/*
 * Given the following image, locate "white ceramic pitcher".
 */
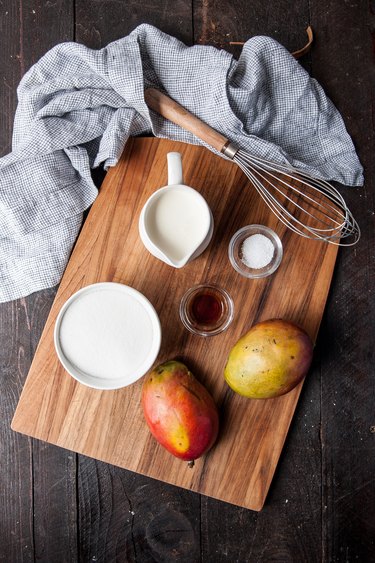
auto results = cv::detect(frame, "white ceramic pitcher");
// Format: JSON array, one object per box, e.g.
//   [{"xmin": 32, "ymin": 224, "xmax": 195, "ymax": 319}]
[{"xmin": 139, "ymin": 152, "xmax": 213, "ymax": 268}]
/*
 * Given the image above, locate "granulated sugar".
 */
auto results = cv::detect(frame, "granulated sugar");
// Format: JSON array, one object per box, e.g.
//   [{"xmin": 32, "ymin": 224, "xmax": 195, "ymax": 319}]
[{"xmin": 241, "ymin": 234, "xmax": 274, "ymax": 269}]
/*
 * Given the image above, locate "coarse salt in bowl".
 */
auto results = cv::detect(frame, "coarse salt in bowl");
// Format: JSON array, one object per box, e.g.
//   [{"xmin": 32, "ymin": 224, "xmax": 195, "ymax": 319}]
[{"xmin": 228, "ymin": 225, "xmax": 283, "ymax": 279}]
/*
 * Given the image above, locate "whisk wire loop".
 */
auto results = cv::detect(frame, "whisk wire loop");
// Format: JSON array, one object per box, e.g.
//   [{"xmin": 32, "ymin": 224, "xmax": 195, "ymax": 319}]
[
  {"xmin": 240, "ymin": 157, "xmax": 344, "ymax": 232},
  {"xmin": 231, "ymin": 148, "xmax": 360, "ymax": 246}
]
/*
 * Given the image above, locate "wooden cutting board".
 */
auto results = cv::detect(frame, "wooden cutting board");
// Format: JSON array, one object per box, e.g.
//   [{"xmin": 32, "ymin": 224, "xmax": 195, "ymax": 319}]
[{"xmin": 12, "ymin": 138, "xmax": 338, "ymax": 511}]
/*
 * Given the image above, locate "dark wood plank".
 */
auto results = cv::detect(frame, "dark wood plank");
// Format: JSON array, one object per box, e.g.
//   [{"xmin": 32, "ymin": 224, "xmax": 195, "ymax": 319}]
[
  {"xmin": 0, "ymin": 0, "xmax": 23, "ymax": 157},
  {"xmin": 22, "ymin": 0, "xmax": 78, "ymax": 557},
  {"xmin": 193, "ymin": 0, "xmax": 311, "ymax": 60},
  {"xmin": 77, "ymin": 458, "xmax": 201, "ymax": 562},
  {"xmin": 0, "ymin": 2, "xmax": 77, "ymax": 562},
  {"xmin": 0, "ymin": 0, "xmax": 74, "ymax": 157},
  {"xmin": 0, "ymin": 297, "xmax": 34, "ymax": 562},
  {"xmin": 310, "ymin": 1, "xmax": 375, "ymax": 561},
  {"xmin": 1, "ymin": 1, "xmax": 373, "ymax": 561},
  {"xmin": 75, "ymin": 0, "xmax": 193, "ymax": 47},
  {"xmin": 33, "ymin": 439, "xmax": 78, "ymax": 562},
  {"xmin": 1, "ymin": 289, "xmax": 79, "ymax": 563},
  {"xmin": 73, "ymin": 5, "xmax": 201, "ymax": 561},
  {"xmin": 192, "ymin": 1, "xmax": 324, "ymax": 560}
]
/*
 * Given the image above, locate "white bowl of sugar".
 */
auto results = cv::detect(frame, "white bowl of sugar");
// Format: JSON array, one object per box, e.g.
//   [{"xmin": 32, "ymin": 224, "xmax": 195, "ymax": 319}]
[
  {"xmin": 54, "ymin": 282, "xmax": 161, "ymax": 390},
  {"xmin": 228, "ymin": 225, "xmax": 283, "ymax": 279}
]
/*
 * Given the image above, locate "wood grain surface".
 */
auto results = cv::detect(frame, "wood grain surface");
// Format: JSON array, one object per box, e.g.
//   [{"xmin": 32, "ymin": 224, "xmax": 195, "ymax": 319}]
[
  {"xmin": 1, "ymin": 1, "xmax": 374, "ymax": 561},
  {"xmin": 12, "ymin": 137, "xmax": 338, "ymax": 511}
]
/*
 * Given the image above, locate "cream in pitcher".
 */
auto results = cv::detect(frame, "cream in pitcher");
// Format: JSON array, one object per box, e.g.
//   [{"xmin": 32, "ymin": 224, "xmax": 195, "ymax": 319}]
[{"xmin": 139, "ymin": 152, "xmax": 213, "ymax": 268}]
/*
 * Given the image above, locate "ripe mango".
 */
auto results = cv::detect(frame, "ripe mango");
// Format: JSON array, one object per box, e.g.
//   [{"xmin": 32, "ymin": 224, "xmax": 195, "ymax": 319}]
[
  {"xmin": 224, "ymin": 319, "xmax": 313, "ymax": 399},
  {"xmin": 142, "ymin": 360, "xmax": 219, "ymax": 464}
]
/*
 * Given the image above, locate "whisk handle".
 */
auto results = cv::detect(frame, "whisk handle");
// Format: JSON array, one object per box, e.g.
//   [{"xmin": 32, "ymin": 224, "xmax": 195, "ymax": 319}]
[{"xmin": 144, "ymin": 88, "xmax": 230, "ymax": 154}]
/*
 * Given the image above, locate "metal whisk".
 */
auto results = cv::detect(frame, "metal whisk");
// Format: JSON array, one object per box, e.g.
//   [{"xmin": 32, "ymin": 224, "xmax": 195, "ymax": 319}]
[
  {"xmin": 145, "ymin": 88, "xmax": 360, "ymax": 246},
  {"xmin": 230, "ymin": 150, "xmax": 360, "ymax": 245}
]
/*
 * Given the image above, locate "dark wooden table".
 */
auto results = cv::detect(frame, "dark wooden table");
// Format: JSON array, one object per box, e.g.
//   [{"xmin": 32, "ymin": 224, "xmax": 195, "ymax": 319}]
[{"xmin": 1, "ymin": 2, "xmax": 374, "ymax": 562}]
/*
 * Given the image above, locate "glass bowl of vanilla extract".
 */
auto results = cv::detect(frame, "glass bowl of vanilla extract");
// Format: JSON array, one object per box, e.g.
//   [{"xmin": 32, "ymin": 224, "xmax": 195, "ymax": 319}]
[{"xmin": 179, "ymin": 284, "xmax": 234, "ymax": 337}]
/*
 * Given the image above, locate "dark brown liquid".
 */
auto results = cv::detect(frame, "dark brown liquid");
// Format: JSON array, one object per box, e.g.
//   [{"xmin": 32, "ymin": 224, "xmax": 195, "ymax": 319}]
[{"xmin": 189, "ymin": 290, "xmax": 223, "ymax": 326}]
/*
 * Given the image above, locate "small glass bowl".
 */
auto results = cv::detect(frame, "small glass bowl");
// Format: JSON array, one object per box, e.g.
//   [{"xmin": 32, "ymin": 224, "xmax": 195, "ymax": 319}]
[
  {"xmin": 228, "ymin": 225, "xmax": 283, "ymax": 279},
  {"xmin": 179, "ymin": 284, "xmax": 234, "ymax": 337}
]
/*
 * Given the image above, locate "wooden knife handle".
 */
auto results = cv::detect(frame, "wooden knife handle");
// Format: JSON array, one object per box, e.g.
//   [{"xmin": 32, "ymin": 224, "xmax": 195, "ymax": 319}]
[{"xmin": 144, "ymin": 88, "xmax": 229, "ymax": 153}]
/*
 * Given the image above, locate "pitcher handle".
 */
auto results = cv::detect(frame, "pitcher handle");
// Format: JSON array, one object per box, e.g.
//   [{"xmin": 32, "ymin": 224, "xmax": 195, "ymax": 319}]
[{"xmin": 167, "ymin": 152, "xmax": 184, "ymax": 185}]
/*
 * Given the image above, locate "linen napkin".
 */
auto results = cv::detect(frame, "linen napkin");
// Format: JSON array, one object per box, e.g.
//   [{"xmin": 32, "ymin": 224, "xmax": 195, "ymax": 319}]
[{"xmin": 0, "ymin": 24, "xmax": 363, "ymax": 303}]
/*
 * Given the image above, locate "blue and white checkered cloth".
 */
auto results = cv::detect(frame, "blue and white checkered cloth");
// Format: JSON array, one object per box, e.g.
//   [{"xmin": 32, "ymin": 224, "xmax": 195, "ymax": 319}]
[{"xmin": 0, "ymin": 24, "xmax": 363, "ymax": 302}]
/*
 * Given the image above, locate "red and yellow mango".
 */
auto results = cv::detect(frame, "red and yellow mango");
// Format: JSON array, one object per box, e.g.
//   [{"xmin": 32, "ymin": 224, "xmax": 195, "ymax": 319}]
[{"xmin": 142, "ymin": 360, "xmax": 219, "ymax": 464}]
